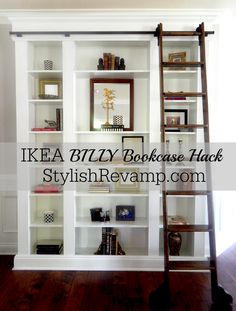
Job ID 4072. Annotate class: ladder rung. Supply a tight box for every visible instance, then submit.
[168,260,214,270]
[162,61,203,67]
[163,92,206,97]
[168,224,212,232]
[164,124,208,129]
[162,31,202,36]
[165,190,209,196]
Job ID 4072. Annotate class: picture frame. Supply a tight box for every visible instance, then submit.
[39,79,62,99]
[116,205,135,221]
[164,109,188,132]
[90,78,134,131]
[115,168,140,192]
[168,51,186,70]
[122,136,144,162]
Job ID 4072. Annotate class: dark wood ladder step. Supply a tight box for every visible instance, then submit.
[163,92,206,97]
[163,61,203,67]
[168,260,214,270]
[168,224,212,232]
[165,190,209,196]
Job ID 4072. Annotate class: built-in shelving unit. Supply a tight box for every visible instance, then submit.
[13,12,212,270]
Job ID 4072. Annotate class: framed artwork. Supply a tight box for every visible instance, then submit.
[165,109,188,132]
[115,168,140,192]
[39,79,62,99]
[90,78,134,131]
[122,136,144,162]
[116,205,135,221]
[168,51,186,70]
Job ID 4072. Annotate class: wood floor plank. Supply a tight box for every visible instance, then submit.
[0,244,235,311]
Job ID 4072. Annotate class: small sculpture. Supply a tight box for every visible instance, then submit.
[97,58,104,70]
[102,88,116,125]
[119,58,126,70]
[44,120,57,128]
[168,231,182,256]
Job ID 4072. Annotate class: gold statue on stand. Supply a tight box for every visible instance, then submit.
[102,88,116,125]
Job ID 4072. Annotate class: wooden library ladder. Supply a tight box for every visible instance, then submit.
[149,23,233,309]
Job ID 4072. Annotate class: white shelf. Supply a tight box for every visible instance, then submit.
[164,70,197,75]
[165,165,195,169]
[28,70,63,78]
[159,193,195,198]
[30,192,63,197]
[75,131,149,135]
[164,100,197,104]
[76,191,149,197]
[29,131,63,134]
[75,217,148,228]
[74,70,149,79]
[30,218,63,228]
[76,247,148,256]
[28,99,63,104]
[165,132,196,135]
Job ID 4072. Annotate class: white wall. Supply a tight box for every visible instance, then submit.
[0,0,234,12]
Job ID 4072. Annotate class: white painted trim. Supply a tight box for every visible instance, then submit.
[2,9,225,30]
[13,254,208,271]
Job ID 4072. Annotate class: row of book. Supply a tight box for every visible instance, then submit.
[94,227,125,255]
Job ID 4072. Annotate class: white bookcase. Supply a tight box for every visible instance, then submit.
[11,11,217,270]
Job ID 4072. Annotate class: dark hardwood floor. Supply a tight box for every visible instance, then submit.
[0,244,235,311]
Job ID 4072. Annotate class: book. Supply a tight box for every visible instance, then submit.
[103,53,109,70]
[31,127,57,131]
[36,239,63,254]
[56,108,63,131]
[33,184,62,193]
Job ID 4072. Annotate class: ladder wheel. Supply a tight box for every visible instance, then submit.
[212,285,233,305]
[149,282,170,311]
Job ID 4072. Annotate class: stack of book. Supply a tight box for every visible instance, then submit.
[36,239,63,254]
[31,127,57,131]
[101,124,124,131]
[33,184,62,193]
[94,227,125,255]
[88,182,110,193]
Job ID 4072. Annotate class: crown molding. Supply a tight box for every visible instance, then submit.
[0,9,226,29]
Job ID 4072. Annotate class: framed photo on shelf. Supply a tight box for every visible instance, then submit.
[164,109,188,132]
[39,79,62,99]
[115,168,140,192]
[168,51,186,70]
[116,205,135,221]
[122,136,144,162]
[90,78,134,131]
